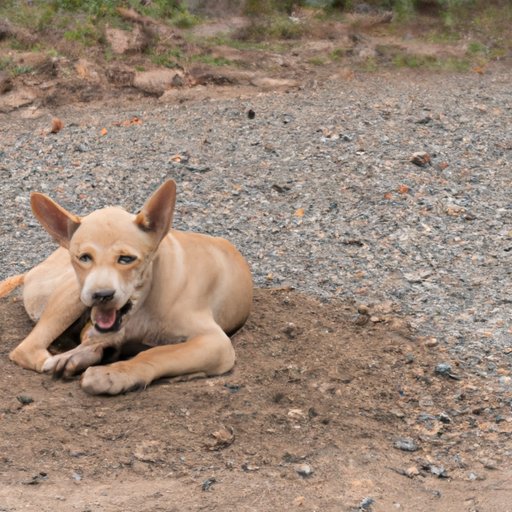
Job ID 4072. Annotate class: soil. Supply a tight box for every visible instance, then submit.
[1,289,511,511]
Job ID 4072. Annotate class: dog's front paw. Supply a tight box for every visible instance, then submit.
[42,344,105,378]
[80,364,148,395]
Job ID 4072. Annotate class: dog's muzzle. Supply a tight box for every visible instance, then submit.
[92,301,132,333]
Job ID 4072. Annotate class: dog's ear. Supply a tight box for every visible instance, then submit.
[135,180,176,243]
[30,193,81,249]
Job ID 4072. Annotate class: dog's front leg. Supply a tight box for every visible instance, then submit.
[9,281,86,372]
[80,328,235,395]
[42,326,125,378]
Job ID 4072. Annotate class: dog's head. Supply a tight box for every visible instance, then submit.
[30,180,176,333]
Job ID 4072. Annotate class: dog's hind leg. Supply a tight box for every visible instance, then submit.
[80,326,235,395]
[9,278,87,372]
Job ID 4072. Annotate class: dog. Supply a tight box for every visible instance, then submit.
[0,180,252,395]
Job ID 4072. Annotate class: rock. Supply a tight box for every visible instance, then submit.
[21,472,48,485]
[393,437,419,452]
[435,363,452,376]
[429,465,448,478]
[16,395,34,405]
[106,65,135,86]
[75,59,102,83]
[0,87,37,113]
[288,408,306,420]
[282,322,298,339]
[250,77,299,90]
[405,466,420,478]
[358,497,375,510]
[133,69,186,95]
[438,412,452,424]
[71,471,82,481]
[481,458,499,470]
[296,463,313,477]
[201,477,216,491]
[189,66,258,87]
[410,152,431,167]
[357,304,370,315]
[241,463,260,472]
[207,426,235,451]
[0,71,12,94]
[424,337,438,348]
[105,25,151,54]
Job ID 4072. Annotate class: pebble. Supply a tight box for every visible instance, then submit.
[358,497,375,510]
[435,363,452,376]
[296,463,314,477]
[16,395,34,405]
[424,338,438,348]
[393,437,419,452]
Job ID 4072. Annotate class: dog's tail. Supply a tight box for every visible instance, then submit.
[0,274,25,298]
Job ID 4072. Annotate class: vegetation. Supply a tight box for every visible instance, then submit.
[0,0,509,75]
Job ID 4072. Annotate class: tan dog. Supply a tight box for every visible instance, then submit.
[0,180,252,395]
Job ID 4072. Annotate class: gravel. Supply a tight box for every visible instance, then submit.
[0,67,511,368]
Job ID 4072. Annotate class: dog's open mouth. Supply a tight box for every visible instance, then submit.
[92,301,132,333]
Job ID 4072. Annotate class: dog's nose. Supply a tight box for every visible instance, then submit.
[92,290,116,303]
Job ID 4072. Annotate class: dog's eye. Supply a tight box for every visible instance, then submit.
[78,253,92,263]
[118,255,137,265]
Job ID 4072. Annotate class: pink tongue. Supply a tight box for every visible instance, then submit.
[95,309,117,329]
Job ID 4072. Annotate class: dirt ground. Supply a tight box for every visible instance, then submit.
[0,288,511,512]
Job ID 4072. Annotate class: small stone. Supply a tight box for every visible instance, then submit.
[282,322,298,339]
[435,363,452,376]
[296,463,313,477]
[405,466,420,478]
[17,395,34,405]
[207,426,235,451]
[241,463,260,472]
[429,465,448,478]
[410,152,431,167]
[393,437,419,452]
[357,304,370,315]
[482,459,498,470]
[438,412,452,424]
[424,337,438,348]
[201,477,216,491]
[359,497,375,510]
[415,116,432,125]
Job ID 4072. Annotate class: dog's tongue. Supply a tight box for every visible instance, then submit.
[94,309,117,330]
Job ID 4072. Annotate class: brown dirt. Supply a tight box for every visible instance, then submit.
[1,289,511,511]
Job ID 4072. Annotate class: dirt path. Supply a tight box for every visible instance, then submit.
[1,289,511,511]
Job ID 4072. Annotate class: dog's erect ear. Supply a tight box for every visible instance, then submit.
[30,193,81,249]
[135,180,176,243]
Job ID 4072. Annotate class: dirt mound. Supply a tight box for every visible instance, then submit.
[0,289,510,511]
